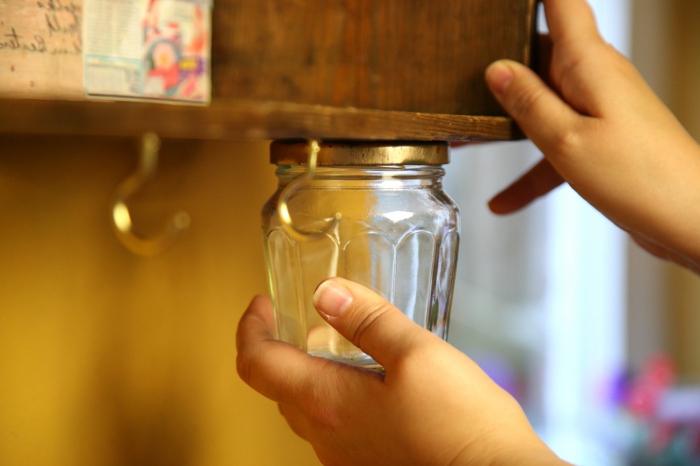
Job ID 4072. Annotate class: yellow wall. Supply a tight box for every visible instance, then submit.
[0,135,320,466]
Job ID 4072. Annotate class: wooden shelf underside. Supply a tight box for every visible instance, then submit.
[0,98,519,142]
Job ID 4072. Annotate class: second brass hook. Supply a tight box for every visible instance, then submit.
[111,132,191,256]
[277,140,341,242]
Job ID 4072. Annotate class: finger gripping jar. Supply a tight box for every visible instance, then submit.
[262,141,460,369]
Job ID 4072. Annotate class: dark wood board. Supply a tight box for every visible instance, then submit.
[0,98,518,141]
[214,0,539,116]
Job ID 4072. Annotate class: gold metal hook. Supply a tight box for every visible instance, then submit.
[111,132,191,256]
[277,140,341,242]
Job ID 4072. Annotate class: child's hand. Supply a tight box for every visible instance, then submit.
[486,0,700,273]
[237,278,566,466]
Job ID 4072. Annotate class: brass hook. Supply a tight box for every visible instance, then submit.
[111,133,191,256]
[277,140,341,242]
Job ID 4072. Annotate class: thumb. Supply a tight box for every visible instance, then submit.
[485,59,581,155]
[312,278,430,369]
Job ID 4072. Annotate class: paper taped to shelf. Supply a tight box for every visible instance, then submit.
[0,0,83,98]
[83,0,211,103]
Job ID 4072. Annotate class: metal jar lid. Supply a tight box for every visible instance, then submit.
[270,140,449,166]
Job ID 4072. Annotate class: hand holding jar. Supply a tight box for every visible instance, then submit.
[236,279,566,466]
[237,0,700,463]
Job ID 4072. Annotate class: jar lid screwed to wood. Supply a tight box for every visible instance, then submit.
[270,140,449,166]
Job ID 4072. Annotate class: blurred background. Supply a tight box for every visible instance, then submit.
[0,1,699,466]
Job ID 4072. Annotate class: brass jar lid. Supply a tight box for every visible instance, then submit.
[270,140,449,166]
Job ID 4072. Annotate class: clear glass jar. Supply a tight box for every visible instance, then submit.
[262,141,460,369]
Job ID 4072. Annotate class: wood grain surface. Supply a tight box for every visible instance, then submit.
[0,98,520,141]
[0,0,539,140]
[214,0,538,116]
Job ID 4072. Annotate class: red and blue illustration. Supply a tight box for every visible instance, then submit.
[142,0,209,101]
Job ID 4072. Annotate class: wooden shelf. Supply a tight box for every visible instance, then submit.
[0,98,519,142]
[0,0,537,142]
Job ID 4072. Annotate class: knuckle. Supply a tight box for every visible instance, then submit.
[297,362,343,429]
[236,351,252,384]
[551,127,582,155]
[552,37,607,86]
[392,338,435,374]
[236,345,266,387]
[306,404,340,431]
[278,404,309,440]
[607,45,640,79]
[303,391,341,430]
[508,84,547,120]
[553,53,586,90]
[350,302,393,349]
[277,403,293,422]
[316,449,342,466]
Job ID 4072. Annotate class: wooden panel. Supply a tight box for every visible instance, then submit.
[0,98,519,141]
[214,0,538,116]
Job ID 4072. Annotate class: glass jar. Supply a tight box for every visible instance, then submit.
[262,141,460,369]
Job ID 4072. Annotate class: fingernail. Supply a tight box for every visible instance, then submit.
[313,280,353,317]
[486,61,514,95]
